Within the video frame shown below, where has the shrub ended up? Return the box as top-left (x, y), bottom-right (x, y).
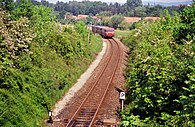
top-left (121, 7), bottom-right (195, 126)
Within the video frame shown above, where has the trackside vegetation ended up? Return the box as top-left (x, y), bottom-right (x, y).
top-left (0, 1), bottom-right (102, 126)
top-left (120, 4), bottom-right (195, 127)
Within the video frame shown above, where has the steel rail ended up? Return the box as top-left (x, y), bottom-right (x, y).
top-left (88, 38), bottom-right (121, 127)
top-left (66, 40), bottom-right (114, 127)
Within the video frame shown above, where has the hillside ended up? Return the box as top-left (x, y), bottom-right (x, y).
top-left (0, 2), bottom-right (102, 126)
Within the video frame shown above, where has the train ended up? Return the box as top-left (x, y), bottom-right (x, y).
top-left (92, 25), bottom-right (115, 38)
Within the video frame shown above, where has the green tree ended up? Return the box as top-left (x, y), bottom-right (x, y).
top-left (127, 0), bottom-right (142, 7)
top-left (12, 0), bottom-right (34, 19)
top-left (96, 11), bottom-right (112, 16)
top-left (119, 21), bottom-right (129, 30)
top-left (175, 5), bottom-right (195, 42)
top-left (101, 17), bottom-right (112, 26)
top-left (0, 0), bottom-right (14, 11)
top-left (135, 6), bottom-right (146, 17)
top-left (110, 15), bottom-right (124, 29)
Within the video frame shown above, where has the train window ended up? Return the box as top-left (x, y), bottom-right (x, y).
top-left (106, 30), bottom-right (114, 32)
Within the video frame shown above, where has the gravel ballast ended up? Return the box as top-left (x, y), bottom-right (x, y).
top-left (52, 41), bottom-right (107, 117)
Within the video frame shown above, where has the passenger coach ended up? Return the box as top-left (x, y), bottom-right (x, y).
top-left (92, 25), bottom-right (115, 38)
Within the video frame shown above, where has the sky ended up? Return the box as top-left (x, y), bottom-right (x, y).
top-left (46, 0), bottom-right (191, 4)
top-left (143, 0), bottom-right (191, 2)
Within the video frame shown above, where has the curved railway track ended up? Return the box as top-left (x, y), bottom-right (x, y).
top-left (63, 38), bottom-right (121, 127)
top-left (51, 38), bottom-right (124, 127)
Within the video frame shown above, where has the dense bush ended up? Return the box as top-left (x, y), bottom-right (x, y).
top-left (174, 5), bottom-right (195, 43)
top-left (0, 2), bottom-right (102, 126)
top-left (121, 7), bottom-right (195, 127)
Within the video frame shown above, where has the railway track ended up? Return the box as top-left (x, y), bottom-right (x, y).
top-left (62, 38), bottom-right (121, 127)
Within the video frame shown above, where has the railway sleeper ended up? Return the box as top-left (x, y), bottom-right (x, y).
top-left (73, 124), bottom-right (90, 127)
top-left (73, 124), bottom-right (89, 127)
top-left (80, 108), bottom-right (96, 111)
top-left (80, 111), bottom-right (96, 115)
top-left (82, 105), bottom-right (97, 108)
top-left (77, 116), bottom-right (92, 120)
top-left (75, 119), bottom-right (92, 122)
top-left (80, 111), bottom-right (95, 114)
top-left (79, 113), bottom-right (95, 117)
top-left (73, 121), bottom-right (91, 127)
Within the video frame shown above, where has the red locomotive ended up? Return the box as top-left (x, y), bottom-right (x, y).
top-left (92, 25), bottom-right (115, 38)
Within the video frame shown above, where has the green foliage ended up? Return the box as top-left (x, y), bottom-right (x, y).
top-left (129, 22), bottom-right (137, 30)
top-left (121, 6), bottom-right (195, 126)
top-left (101, 15), bottom-right (125, 29)
top-left (0, 0), bottom-right (14, 11)
top-left (11, 0), bottom-right (54, 37)
top-left (87, 15), bottom-right (98, 24)
top-left (0, 14), bottom-right (34, 60)
top-left (96, 11), bottom-right (112, 16)
top-left (119, 21), bottom-right (129, 30)
top-left (110, 15), bottom-right (124, 29)
top-left (174, 5), bottom-right (195, 43)
top-left (126, 0), bottom-right (142, 8)
top-left (30, 0), bottom-right (183, 21)
top-left (11, 0), bottom-right (34, 19)
top-left (134, 6), bottom-right (146, 17)
top-left (115, 30), bottom-right (131, 41)
top-left (101, 17), bottom-right (112, 27)
top-left (0, 3), bottom-right (102, 126)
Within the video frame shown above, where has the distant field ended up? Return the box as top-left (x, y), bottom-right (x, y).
top-left (74, 15), bottom-right (160, 24)
top-left (124, 17), bottom-right (160, 24)
top-left (115, 30), bottom-right (131, 39)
